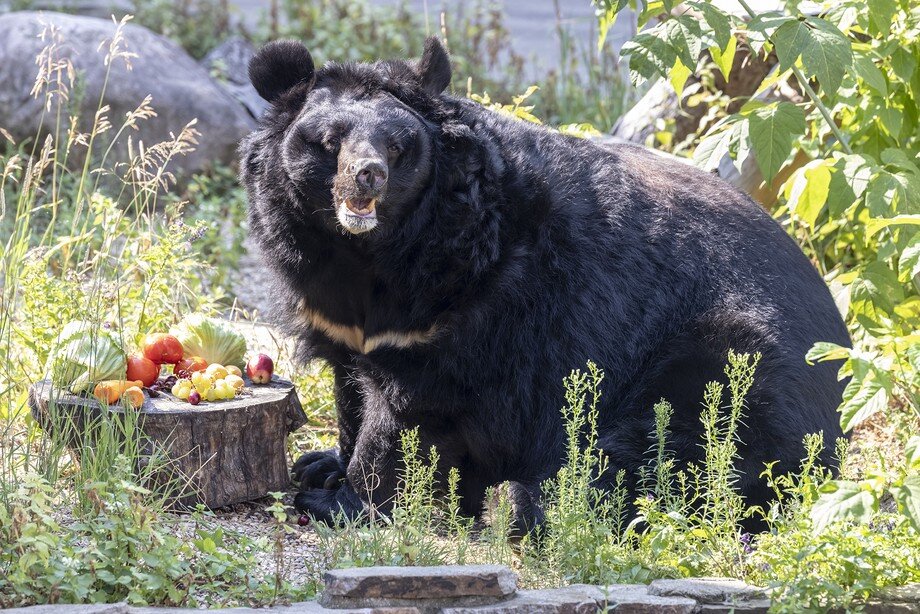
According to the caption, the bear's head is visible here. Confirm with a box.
[245,37,456,236]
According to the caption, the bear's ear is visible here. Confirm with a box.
[416,36,452,95]
[249,40,316,103]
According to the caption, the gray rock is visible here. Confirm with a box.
[699,600,772,613]
[16,0,133,19]
[200,36,267,119]
[323,565,518,600]
[863,603,920,614]
[588,585,698,613]
[648,577,767,604]
[0,11,255,177]
[443,585,607,614]
[875,584,920,604]
[1,605,130,614]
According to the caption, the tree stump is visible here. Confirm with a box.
[28,376,307,508]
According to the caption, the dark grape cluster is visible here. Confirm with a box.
[149,375,179,393]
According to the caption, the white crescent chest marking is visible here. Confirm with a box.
[297,304,440,354]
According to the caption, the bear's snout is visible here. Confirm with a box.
[353,159,388,193]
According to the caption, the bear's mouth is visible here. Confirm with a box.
[343,197,377,218]
[336,197,379,234]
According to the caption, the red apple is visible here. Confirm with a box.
[246,353,274,384]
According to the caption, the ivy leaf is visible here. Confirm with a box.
[893,476,920,533]
[787,159,833,228]
[748,102,806,183]
[811,480,878,533]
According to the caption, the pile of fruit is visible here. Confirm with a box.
[47,314,276,409]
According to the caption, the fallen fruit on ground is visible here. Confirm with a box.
[126,355,160,387]
[246,353,274,384]
[142,333,184,365]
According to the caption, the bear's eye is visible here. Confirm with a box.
[322,136,340,153]
[387,143,402,156]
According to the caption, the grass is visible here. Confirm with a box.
[1,7,918,613]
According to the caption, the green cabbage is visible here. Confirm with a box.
[170,314,247,368]
[47,320,127,393]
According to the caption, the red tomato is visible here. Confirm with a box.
[174,355,208,378]
[142,333,184,365]
[126,355,160,387]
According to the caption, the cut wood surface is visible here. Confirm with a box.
[29,376,307,508]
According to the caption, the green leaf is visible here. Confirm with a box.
[900,234,920,283]
[687,0,732,50]
[867,0,898,36]
[893,475,920,532]
[710,36,737,82]
[866,215,920,237]
[839,153,876,198]
[594,0,629,50]
[787,160,832,228]
[693,126,735,172]
[810,480,878,532]
[853,53,888,96]
[806,342,851,364]
[748,102,806,183]
[906,436,920,470]
[878,104,903,139]
[746,11,793,54]
[621,33,677,86]
[800,17,853,95]
[664,16,704,70]
[772,18,811,72]
[838,365,891,432]
[669,58,692,100]
[890,46,916,83]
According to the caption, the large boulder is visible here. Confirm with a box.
[0,11,255,176]
[201,36,268,120]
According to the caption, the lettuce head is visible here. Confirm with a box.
[47,320,127,393]
[171,314,247,368]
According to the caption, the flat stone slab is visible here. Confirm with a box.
[324,566,518,600]
[648,578,767,604]
[442,585,607,613]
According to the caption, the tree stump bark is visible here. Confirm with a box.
[28,376,307,508]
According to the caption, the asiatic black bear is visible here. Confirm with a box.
[239,37,849,529]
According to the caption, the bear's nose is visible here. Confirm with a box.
[354,159,387,192]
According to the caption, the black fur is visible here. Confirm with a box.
[240,38,850,529]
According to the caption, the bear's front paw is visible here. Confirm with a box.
[292,448,346,490]
[294,483,363,525]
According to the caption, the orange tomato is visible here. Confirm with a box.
[93,380,143,405]
[142,333,184,365]
[126,355,160,387]
[174,355,208,378]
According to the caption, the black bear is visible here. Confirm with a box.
[239,37,850,529]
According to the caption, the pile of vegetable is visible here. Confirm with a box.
[46,315,276,408]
